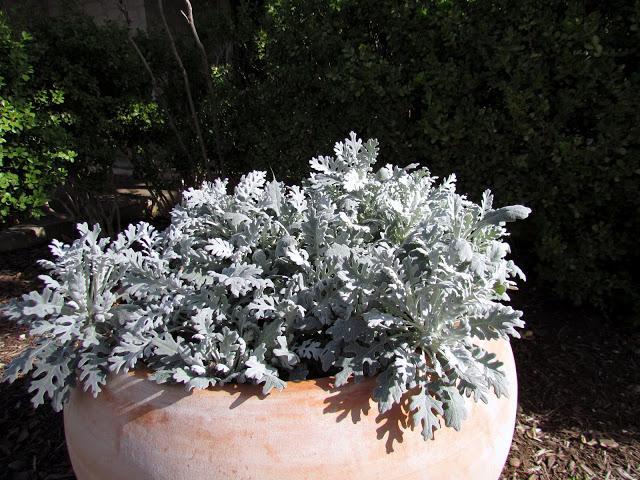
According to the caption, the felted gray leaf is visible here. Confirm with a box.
[439,386,468,431]
[477,205,531,228]
[410,387,444,440]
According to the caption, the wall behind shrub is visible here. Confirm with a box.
[219,0,640,318]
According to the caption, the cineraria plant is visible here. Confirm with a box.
[1,133,530,440]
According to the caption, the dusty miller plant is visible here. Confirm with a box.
[1,133,530,440]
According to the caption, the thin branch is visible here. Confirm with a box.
[115,0,193,172]
[157,0,209,182]
[180,0,225,174]
[181,0,214,96]
[57,181,120,237]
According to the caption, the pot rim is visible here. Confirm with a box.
[101,338,510,400]
[116,367,374,398]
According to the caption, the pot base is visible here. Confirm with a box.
[64,339,517,480]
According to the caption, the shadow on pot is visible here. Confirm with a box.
[322,377,409,453]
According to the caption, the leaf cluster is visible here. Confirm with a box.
[0,12,75,222]
[2,133,529,439]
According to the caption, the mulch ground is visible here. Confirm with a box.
[0,245,638,480]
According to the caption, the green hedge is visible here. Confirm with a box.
[22,13,152,187]
[217,0,640,319]
[18,7,232,191]
[3,1,639,319]
[0,13,75,222]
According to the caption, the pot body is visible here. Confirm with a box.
[64,339,517,480]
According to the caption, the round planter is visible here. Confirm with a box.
[64,338,517,480]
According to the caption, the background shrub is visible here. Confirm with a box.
[1,0,638,320]
[13,11,161,196]
[0,12,75,223]
[4,6,207,220]
[15,4,234,196]
[218,0,640,319]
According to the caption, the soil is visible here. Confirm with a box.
[0,245,638,480]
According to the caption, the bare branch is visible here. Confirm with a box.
[181,0,214,96]
[157,0,210,182]
[115,0,193,172]
[180,0,225,174]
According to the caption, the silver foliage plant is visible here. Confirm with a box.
[1,133,530,440]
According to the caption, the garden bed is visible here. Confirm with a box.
[0,245,638,480]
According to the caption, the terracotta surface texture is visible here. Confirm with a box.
[64,338,517,480]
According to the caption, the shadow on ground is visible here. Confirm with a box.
[501,286,640,479]
[0,379,71,480]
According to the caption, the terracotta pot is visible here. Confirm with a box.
[64,338,517,480]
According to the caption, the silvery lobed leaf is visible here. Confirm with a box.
[410,387,444,440]
[373,366,406,414]
[473,347,509,397]
[477,205,531,228]
[438,385,468,431]
[470,304,525,340]
[272,336,299,368]
[205,238,234,258]
[262,179,284,216]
